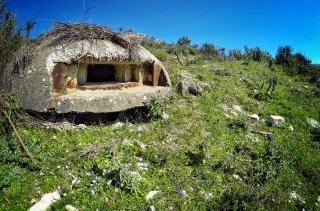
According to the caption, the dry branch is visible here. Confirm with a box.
[2,109,35,162]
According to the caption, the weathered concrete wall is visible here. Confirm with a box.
[115,65,125,82]
[2,39,172,113]
[77,64,87,85]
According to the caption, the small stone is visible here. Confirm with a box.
[137,162,149,170]
[289,125,294,132]
[177,79,202,96]
[307,118,319,128]
[146,190,161,201]
[161,112,169,120]
[149,205,156,211]
[78,124,87,130]
[250,114,259,121]
[113,121,125,128]
[232,105,242,113]
[267,115,285,127]
[65,205,78,211]
[232,174,242,180]
[29,191,61,211]
[174,189,188,197]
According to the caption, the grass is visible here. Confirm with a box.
[0,47,320,210]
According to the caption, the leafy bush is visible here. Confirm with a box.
[228,115,249,130]
[276,45,313,75]
[200,43,219,60]
[147,97,170,120]
[177,36,191,46]
[0,93,22,134]
[228,49,243,60]
[0,0,34,78]
[244,45,271,62]
[275,46,292,66]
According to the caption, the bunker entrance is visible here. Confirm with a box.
[87,64,116,82]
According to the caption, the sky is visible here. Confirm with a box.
[7,0,320,63]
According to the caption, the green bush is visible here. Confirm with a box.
[228,115,249,130]
[200,43,219,60]
[276,45,313,76]
[244,45,271,62]
[228,49,243,60]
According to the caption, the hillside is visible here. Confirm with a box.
[1,38,320,210]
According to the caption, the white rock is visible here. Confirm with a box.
[161,112,169,120]
[175,189,188,197]
[78,124,87,130]
[65,205,78,211]
[250,114,260,121]
[289,191,305,204]
[268,115,285,127]
[289,125,294,132]
[232,105,242,113]
[113,121,125,128]
[29,191,61,211]
[307,118,319,128]
[146,190,161,201]
[149,205,156,211]
[232,174,242,180]
[137,162,149,170]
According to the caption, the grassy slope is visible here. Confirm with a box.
[0,48,320,210]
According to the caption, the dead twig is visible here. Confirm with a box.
[2,109,35,162]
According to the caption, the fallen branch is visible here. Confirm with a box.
[2,109,35,162]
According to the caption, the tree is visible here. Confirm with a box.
[200,43,219,60]
[177,36,191,46]
[275,46,292,66]
[0,0,35,76]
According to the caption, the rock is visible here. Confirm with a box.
[78,124,87,130]
[29,191,61,211]
[232,105,242,113]
[146,190,161,201]
[177,80,202,96]
[65,205,78,211]
[161,112,169,120]
[149,205,156,211]
[253,130,274,139]
[174,189,188,197]
[267,115,285,127]
[307,118,319,128]
[113,121,125,128]
[250,114,259,121]
[137,162,149,170]
[289,125,294,132]
[289,191,305,204]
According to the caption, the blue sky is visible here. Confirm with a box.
[7,0,320,63]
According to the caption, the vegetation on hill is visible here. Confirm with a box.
[0,32,319,210]
[0,3,320,210]
[0,0,35,82]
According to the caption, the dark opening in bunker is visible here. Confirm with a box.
[87,64,116,82]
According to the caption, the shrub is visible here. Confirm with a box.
[0,0,35,81]
[276,45,313,75]
[244,46,271,62]
[275,46,292,66]
[177,36,191,46]
[147,97,169,120]
[228,115,249,130]
[200,43,219,60]
[228,49,243,60]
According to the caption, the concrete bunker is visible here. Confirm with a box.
[0,23,171,114]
